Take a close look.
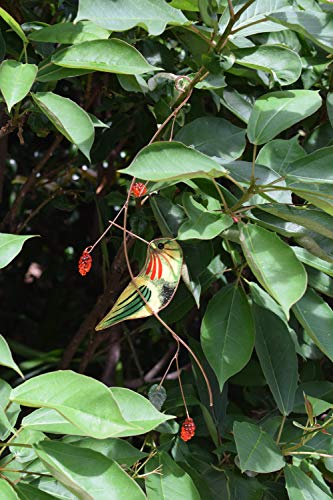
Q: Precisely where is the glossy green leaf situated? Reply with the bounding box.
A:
[240,224,307,317]
[0,233,37,269]
[284,465,332,500]
[201,286,255,390]
[14,483,55,500]
[32,92,94,160]
[64,437,146,466]
[175,116,246,162]
[76,0,189,36]
[0,61,37,112]
[269,11,333,53]
[288,183,333,217]
[0,478,19,500]
[178,193,233,240]
[254,305,298,415]
[145,451,201,500]
[247,90,322,145]
[35,441,146,500]
[293,288,333,362]
[119,141,226,181]
[109,387,174,435]
[306,267,333,298]
[285,146,333,184]
[52,39,159,75]
[233,421,285,473]
[260,205,333,240]
[37,62,91,82]
[0,7,28,43]
[29,21,110,44]
[11,371,173,438]
[256,137,306,175]
[292,247,333,276]
[234,45,302,86]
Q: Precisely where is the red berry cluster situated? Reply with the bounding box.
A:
[131,182,147,198]
[78,250,92,276]
[180,417,196,442]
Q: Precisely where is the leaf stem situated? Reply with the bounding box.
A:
[276,415,286,445]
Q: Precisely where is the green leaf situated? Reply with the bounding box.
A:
[10,428,45,463]
[285,146,333,184]
[201,286,255,390]
[247,90,322,145]
[293,381,333,413]
[256,137,306,175]
[11,371,173,438]
[119,141,227,181]
[284,464,332,500]
[0,61,37,112]
[14,483,55,500]
[64,437,147,467]
[178,193,233,240]
[0,478,19,500]
[306,267,333,298]
[76,0,189,36]
[240,224,307,317]
[291,247,333,276]
[174,116,246,162]
[0,233,37,269]
[32,92,95,160]
[145,451,201,500]
[260,205,333,240]
[233,421,285,473]
[29,21,110,44]
[34,441,146,500]
[293,288,333,363]
[0,335,24,378]
[269,11,333,53]
[253,305,298,415]
[109,387,174,435]
[288,183,333,217]
[219,0,292,37]
[220,87,253,123]
[0,7,28,44]
[234,45,302,86]
[0,380,20,440]
[37,61,91,82]
[52,39,159,75]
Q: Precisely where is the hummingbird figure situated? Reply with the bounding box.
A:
[95,238,183,331]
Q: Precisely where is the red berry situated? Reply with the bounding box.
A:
[78,249,92,276]
[131,182,147,198]
[232,216,239,223]
[180,417,196,442]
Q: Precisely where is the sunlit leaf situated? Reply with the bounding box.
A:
[0,61,37,112]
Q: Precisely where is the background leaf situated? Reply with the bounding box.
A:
[254,305,298,415]
[233,421,285,473]
[201,285,255,390]
[293,288,333,363]
[240,223,307,316]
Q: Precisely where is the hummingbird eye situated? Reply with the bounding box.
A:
[157,242,164,250]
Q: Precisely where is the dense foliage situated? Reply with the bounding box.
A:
[0,0,333,498]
